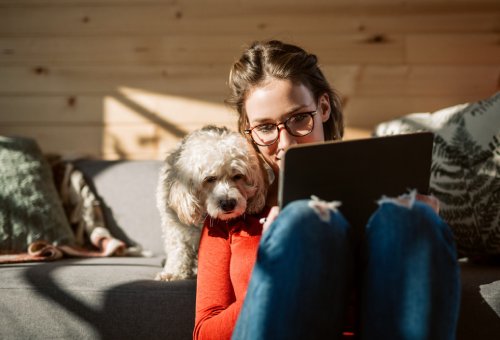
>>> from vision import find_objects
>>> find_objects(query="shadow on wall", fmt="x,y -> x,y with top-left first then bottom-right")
110,91 -> 189,138
102,87 -> 236,159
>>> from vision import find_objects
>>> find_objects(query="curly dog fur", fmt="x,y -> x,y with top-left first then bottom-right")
155,126 -> 267,281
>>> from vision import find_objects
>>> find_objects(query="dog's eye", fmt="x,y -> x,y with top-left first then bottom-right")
233,174 -> 244,181
203,176 -> 217,184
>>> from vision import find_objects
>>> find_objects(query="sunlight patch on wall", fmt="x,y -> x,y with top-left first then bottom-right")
102,87 -> 237,159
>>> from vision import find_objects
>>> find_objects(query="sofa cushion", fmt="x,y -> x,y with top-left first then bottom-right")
0,257 -> 196,339
0,136 -> 75,252
2,258 -> 498,339
74,160 -> 164,255
374,92 -> 500,256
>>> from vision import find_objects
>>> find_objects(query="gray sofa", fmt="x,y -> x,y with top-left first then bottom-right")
0,160 -> 196,340
1,160 -> 499,339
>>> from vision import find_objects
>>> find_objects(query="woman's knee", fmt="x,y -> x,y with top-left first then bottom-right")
259,198 -> 354,274
368,198 -> 454,249
262,199 -> 351,252
280,198 -> 348,231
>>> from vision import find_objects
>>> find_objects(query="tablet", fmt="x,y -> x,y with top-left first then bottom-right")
278,132 -> 434,229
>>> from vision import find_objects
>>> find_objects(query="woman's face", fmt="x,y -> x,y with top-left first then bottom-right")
244,78 -> 331,175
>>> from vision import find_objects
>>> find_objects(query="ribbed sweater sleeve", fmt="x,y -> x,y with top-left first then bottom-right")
193,213 -> 265,340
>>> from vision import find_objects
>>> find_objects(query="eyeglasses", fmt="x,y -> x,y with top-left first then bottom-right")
245,111 -> 317,146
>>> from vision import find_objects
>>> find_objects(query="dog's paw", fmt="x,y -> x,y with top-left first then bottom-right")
154,271 -> 193,281
154,271 -> 175,281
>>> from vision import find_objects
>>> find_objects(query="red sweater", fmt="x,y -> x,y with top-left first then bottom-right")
193,210 -> 268,340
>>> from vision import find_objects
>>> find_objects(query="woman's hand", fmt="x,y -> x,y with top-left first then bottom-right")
262,206 -> 280,232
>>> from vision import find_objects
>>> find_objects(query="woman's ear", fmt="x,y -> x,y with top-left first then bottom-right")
319,93 -> 331,123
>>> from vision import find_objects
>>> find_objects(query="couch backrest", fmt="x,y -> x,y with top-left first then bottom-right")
75,160 -> 164,255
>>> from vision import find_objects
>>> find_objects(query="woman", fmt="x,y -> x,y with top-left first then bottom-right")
194,40 -> 460,340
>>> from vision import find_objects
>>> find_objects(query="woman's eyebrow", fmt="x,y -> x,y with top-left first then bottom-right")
286,104 -> 310,115
251,104 -> 311,124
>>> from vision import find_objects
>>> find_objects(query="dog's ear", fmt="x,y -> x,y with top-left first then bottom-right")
246,151 -> 268,214
168,179 -> 204,225
163,141 -> 205,226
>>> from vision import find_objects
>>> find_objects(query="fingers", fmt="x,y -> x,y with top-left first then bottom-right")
415,193 -> 440,214
262,206 -> 280,232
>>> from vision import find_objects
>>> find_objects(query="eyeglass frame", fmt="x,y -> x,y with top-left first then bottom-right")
244,110 -> 318,147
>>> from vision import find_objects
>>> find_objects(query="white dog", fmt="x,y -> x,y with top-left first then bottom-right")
155,125 -> 267,281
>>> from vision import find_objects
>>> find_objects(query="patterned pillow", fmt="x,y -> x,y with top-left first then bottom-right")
374,92 -> 500,257
0,136 -> 75,252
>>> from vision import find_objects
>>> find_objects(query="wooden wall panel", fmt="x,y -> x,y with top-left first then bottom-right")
0,0 -> 499,159
407,34 -> 500,65
0,65 -> 229,95
4,6 -> 498,36
355,66 -> 500,96
0,34 -> 408,66
343,95 -> 486,128
0,95 -> 103,123
0,125 -> 103,156
0,93 -> 238,125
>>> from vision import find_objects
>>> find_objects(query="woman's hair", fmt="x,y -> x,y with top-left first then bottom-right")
226,40 -> 344,141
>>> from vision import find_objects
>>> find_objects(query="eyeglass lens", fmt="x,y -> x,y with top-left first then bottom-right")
252,112 -> 314,146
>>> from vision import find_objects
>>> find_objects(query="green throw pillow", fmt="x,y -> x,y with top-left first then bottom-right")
374,92 -> 500,257
0,136 -> 75,252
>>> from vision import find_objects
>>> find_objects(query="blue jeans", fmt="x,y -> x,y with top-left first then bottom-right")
232,198 -> 460,340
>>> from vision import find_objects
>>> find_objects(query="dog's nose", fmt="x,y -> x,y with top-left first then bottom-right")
220,199 -> 237,212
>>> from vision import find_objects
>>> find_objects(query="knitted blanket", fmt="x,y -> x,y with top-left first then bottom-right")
0,230 -> 126,264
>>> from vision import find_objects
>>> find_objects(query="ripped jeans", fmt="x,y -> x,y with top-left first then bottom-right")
232,195 -> 461,340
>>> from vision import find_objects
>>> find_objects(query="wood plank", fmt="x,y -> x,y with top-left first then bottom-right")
0,95 -> 103,123
355,65 -> 500,96
0,36 -> 244,66
1,0 -> 499,9
0,65 -> 360,97
104,122 -> 241,160
0,125 -> 103,157
2,5 -> 498,36
0,7 -> 356,36
321,65 -> 361,98
102,123 -> 159,158
0,65 -> 229,95
359,12 -> 500,34
407,34 -> 500,64
0,93 -> 238,127
0,34 -> 405,66
103,87 -> 237,126
102,151 -> 159,160
343,94 -> 490,129
0,121 -> 240,160
4,64 -> 495,115
0,0 -> 366,8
